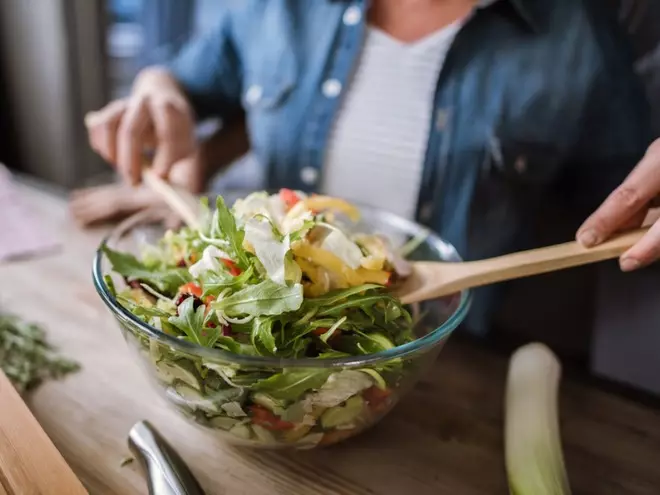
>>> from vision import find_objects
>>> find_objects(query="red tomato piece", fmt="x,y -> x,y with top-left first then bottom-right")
249,405 -> 295,431
312,327 -> 342,343
179,282 -> 202,298
279,188 -> 301,209
221,258 -> 242,276
363,386 -> 391,408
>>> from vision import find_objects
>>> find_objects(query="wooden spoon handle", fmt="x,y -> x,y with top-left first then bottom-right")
141,169 -> 200,230
464,227 -> 649,288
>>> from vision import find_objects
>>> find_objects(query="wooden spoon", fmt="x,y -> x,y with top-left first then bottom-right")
395,227 -> 650,305
141,168 -> 200,230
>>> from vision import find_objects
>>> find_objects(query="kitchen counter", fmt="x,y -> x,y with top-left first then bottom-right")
2,180 -> 660,495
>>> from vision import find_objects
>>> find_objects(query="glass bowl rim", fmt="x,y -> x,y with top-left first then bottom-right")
92,205 -> 472,368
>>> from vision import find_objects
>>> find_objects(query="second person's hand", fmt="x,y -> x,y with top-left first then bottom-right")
84,69 -> 197,185
577,138 -> 660,271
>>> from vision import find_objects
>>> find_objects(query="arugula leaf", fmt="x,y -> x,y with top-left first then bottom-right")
212,280 -> 303,317
254,369 -> 332,401
168,298 -> 219,347
102,245 -> 190,295
201,265 -> 254,297
303,285 -> 382,309
214,336 -> 243,354
318,295 -> 393,317
213,196 -> 249,268
251,317 -> 278,355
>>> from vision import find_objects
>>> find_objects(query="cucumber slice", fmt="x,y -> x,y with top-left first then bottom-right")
359,369 -> 387,390
252,392 -> 288,414
209,416 -> 241,430
252,424 -> 277,445
320,396 -> 365,429
229,423 -> 252,440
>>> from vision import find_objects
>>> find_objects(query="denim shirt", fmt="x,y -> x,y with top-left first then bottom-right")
167,0 -> 651,334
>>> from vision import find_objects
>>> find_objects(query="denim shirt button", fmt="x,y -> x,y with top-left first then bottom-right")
300,166 -> 319,185
419,202 -> 434,222
343,6 -> 362,26
514,155 -> 527,174
245,84 -> 263,106
322,79 -> 342,98
436,109 -> 450,131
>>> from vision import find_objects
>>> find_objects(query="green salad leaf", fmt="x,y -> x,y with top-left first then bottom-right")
168,298 -> 219,347
212,196 -> 249,268
251,316 -> 278,355
212,280 -> 304,317
102,245 -> 190,294
201,265 -> 254,297
254,369 -> 333,401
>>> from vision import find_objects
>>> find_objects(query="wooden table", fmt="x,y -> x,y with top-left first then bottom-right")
3,181 -> 660,495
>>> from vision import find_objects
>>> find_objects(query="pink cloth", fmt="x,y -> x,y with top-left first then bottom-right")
0,164 -> 60,261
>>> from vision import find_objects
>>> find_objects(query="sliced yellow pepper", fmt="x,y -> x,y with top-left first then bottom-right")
355,267 -> 390,285
360,255 -> 385,271
302,196 -> 360,222
292,243 -> 390,287
296,257 -> 335,296
293,243 -> 355,285
295,257 -> 322,284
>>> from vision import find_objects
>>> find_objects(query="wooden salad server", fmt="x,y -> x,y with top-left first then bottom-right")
396,227 -> 650,304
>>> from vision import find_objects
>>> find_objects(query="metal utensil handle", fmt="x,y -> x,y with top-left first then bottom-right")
128,421 -> 206,495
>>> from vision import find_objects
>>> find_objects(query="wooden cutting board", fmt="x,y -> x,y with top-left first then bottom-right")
0,371 -> 88,494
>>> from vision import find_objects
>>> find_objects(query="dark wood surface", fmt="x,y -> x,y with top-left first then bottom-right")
2,181 -> 660,494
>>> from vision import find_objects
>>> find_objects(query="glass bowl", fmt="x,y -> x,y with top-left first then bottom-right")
92,195 -> 471,449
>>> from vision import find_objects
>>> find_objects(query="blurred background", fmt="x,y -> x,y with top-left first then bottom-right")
1,0 -> 659,396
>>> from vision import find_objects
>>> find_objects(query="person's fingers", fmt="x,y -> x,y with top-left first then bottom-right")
619,219 -> 660,271
85,100 -> 127,164
117,97 -> 152,185
150,99 -> 195,178
577,145 -> 660,247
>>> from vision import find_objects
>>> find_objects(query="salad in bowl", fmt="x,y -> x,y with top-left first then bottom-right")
93,190 -> 470,448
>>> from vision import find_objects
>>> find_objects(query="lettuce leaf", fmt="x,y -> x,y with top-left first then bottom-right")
244,217 -> 290,285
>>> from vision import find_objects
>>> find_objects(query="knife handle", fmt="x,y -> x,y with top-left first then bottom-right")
128,421 -> 205,495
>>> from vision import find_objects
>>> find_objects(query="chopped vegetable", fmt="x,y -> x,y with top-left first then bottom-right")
0,313 -> 80,392
505,343 -> 571,495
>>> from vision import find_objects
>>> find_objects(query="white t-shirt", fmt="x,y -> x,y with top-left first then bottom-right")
322,21 -> 463,220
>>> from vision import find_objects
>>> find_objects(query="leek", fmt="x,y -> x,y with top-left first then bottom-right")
505,343 -> 571,495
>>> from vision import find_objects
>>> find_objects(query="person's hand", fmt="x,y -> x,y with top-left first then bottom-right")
577,138 -> 660,271
84,71 -> 196,185
69,153 -> 204,228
